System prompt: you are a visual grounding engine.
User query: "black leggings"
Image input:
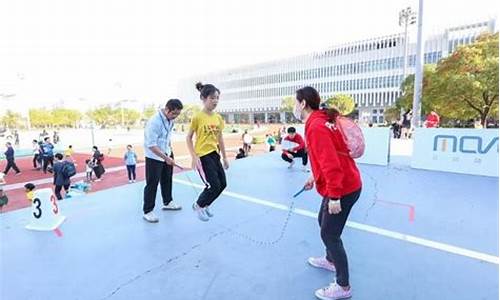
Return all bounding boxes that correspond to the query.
[281,149,308,166]
[126,165,136,180]
[33,154,40,168]
[55,184,70,200]
[43,156,54,173]
[318,188,361,287]
[3,159,20,174]
[196,151,227,208]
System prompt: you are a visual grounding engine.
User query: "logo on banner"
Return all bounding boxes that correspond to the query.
[433,135,499,154]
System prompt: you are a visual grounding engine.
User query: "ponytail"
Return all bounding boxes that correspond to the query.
[322,107,340,123]
[297,86,340,123]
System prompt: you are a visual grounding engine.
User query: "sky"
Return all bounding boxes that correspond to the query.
[0,0,497,112]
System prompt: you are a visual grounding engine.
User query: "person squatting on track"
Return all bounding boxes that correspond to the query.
[187,82,229,222]
[296,86,362,300]
[281,126,308,172]
[142,99,184,223]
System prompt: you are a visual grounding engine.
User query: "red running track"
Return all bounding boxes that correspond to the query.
[0,153,131,184]
[0,153,163,213]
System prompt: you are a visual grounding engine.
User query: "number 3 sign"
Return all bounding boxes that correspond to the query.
[26,188,66,231]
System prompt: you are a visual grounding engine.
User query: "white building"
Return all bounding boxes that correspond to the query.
[178,19,496,124]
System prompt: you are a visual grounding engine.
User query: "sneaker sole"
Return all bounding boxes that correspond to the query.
[192,204,209,221]
[308,258,336,272]
[143,216,159,223]
[162,207,182,211]
[315,290,351,300]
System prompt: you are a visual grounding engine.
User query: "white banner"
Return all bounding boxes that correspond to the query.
[411,128,499,177]
[355,128,390,166]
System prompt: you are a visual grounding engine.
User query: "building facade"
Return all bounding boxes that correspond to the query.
[178,19,496,124]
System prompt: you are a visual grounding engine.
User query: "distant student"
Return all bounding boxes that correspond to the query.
[64,145,74,158]
[0,172,7,211]
[85,159,94,182]
[53,153,73,200]
[24,183,36,203]
[235,148,246,159]
[42,137,55,174]
[242,130,252,156]
[3,142,21,175]
[53,153,76,200]
[266,134,277,152]
[281,127,308,172]
[107,139,113,155]
[124,145,138,183]
[91,146,105,181]
[32,140,41,169]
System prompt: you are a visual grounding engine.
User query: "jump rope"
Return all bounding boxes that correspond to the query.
[174,163,306,247]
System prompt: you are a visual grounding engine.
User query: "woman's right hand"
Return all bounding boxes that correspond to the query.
[304,176,315,191]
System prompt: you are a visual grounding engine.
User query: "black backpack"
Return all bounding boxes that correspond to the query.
[62,162,77,178]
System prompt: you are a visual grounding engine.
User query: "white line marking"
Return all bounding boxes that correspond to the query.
[1,149,237,191]
[173,177,500,265]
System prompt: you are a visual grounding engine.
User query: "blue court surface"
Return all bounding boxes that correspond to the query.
[1,152,498,299]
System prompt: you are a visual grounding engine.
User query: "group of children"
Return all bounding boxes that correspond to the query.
[0,141,138,210]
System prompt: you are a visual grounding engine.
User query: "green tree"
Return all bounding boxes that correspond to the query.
[121,108,141,126]
[29,109,53,128]
[51,108,82,127]
[428,33,499,126]
[176,104,201,123]
[142,104,157,121]
[325,94,355,115]
[384,106,402,122]
[395,64,437,114]
[87,106,117,128]
[280,96,295,113]
[1,110,23,129]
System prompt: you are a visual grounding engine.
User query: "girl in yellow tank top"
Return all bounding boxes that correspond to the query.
[186,82,229,222]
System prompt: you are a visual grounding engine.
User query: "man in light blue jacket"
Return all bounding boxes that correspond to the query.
[142,99,183,223]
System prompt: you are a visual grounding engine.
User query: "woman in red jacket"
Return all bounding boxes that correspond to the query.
[296,86,362,300]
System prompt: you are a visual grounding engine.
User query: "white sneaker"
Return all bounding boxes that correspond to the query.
[143,212,159,223]
[132,179,136,183]
[192,203,209,222]
[302,166,310,173]
[308,256,336,272]
[204,206,214,218]
[162,202,182,211]
[128,180,132,183]
[288,160,295,169]
[315,282,352,300]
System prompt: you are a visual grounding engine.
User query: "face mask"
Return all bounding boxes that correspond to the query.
[293,101,303,120]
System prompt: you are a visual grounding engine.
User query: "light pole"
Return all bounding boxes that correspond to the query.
[121,101,125,127]
[412,0,425,128]
[399,7,417,83]
[91,121,95,147]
